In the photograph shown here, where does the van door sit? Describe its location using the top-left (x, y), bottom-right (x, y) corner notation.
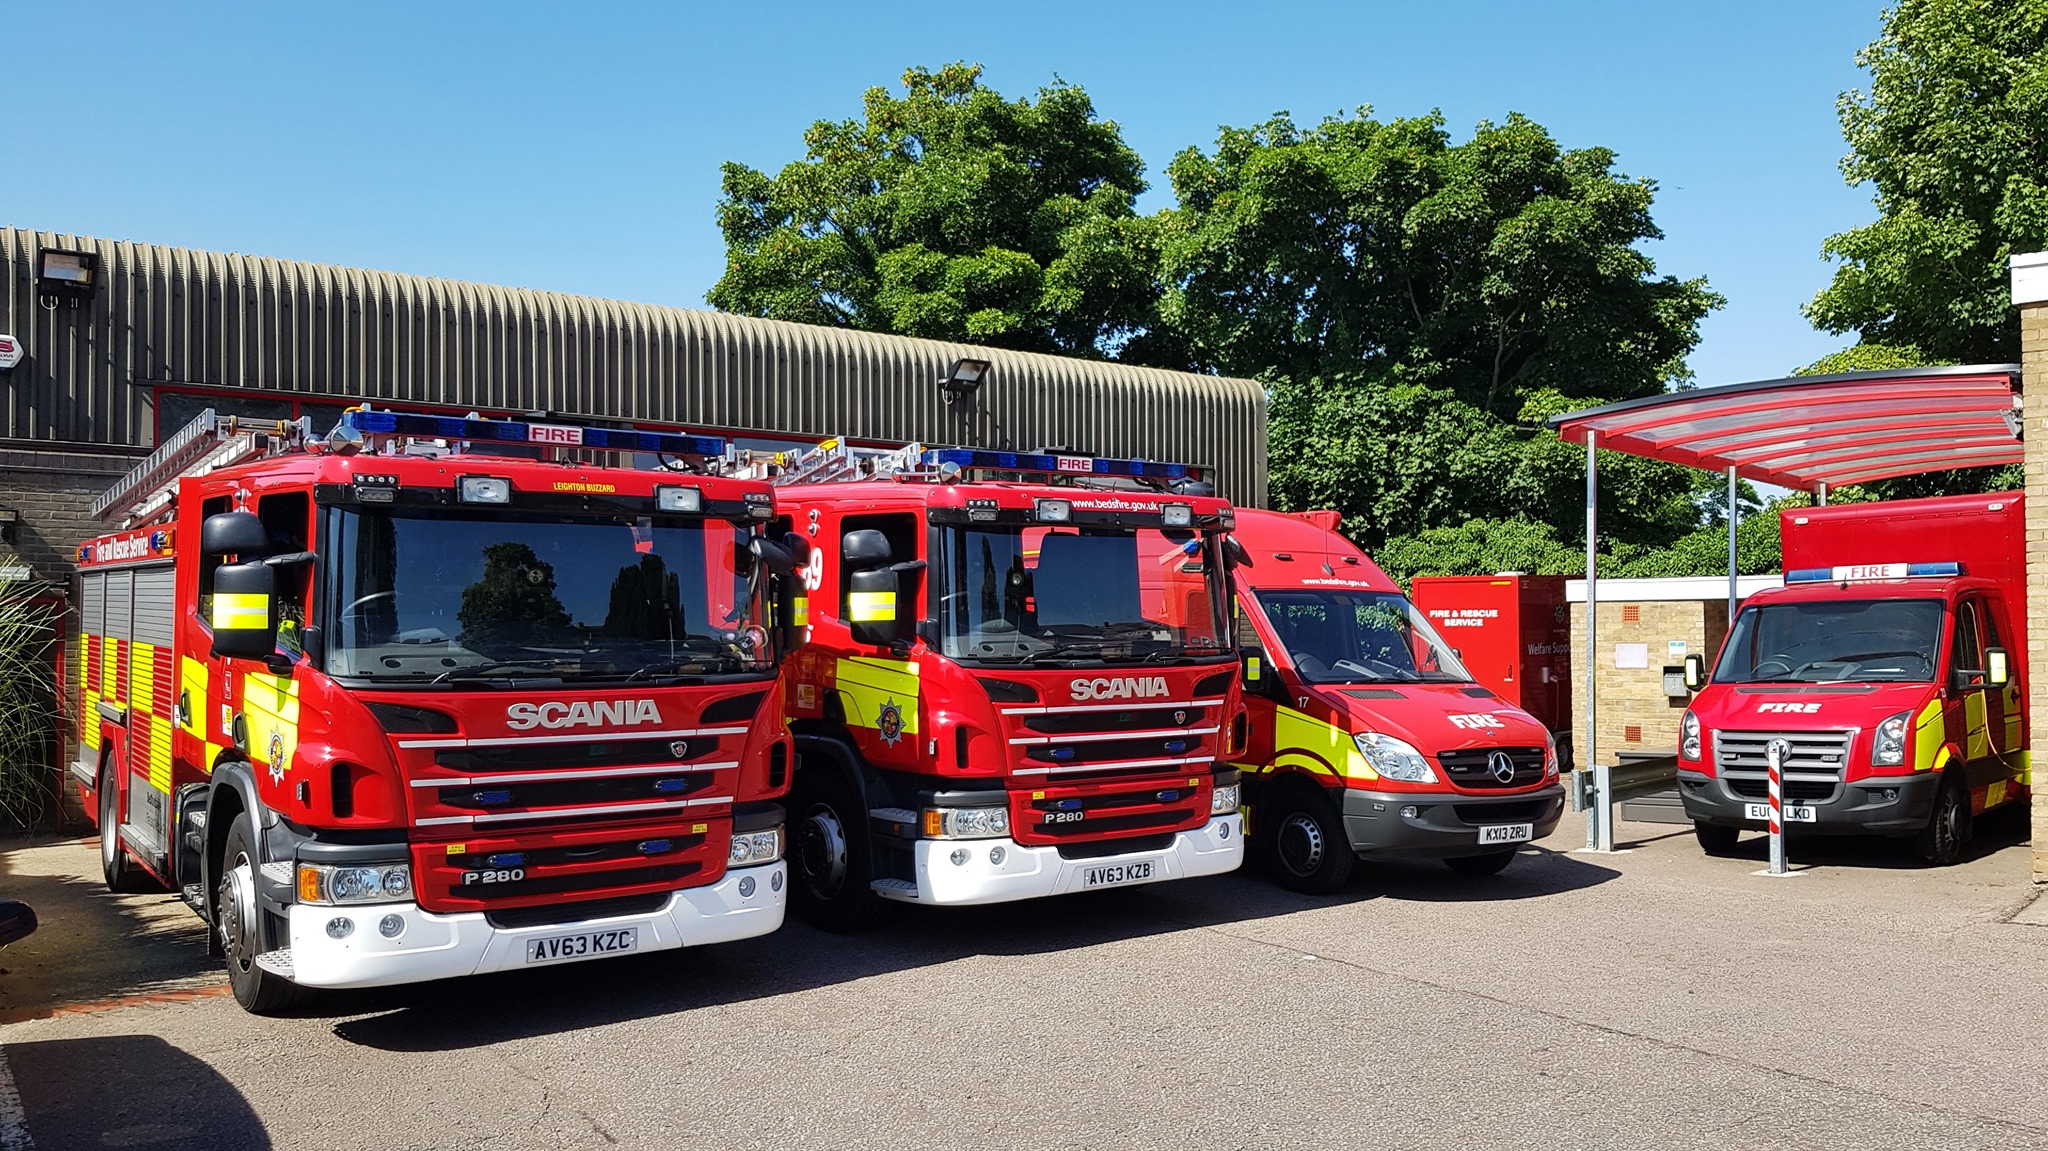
top-left (1977, 594), bottom-right (2025, 799)
top-left (1946, 597), bottom-right (2001, 809)
top-left (1233, 596), bottom-right (1281, 773)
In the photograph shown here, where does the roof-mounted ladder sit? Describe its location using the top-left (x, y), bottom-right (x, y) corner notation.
top-left (91, 409), bottom-right (312, 526)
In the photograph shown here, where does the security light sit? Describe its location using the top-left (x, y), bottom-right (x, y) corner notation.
top-left (35, 248), bottom-right (99, 304)
top-left (0, 335), bottom-right (21, 371)
top-left (940, 358), bottom-right (992, 406)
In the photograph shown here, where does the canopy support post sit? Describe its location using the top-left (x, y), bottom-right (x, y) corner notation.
top-left (1815, 481), bottom-right (1828, 507)
top-left (1586, 432), bottom-right (1610, 852)
top-left (1727, 466), bottom-right (1739, 624)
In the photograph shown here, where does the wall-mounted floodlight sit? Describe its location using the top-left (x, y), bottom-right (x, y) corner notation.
top-left (940, 358), bottom-right (992, 406)
top-left (0, 335), bottom-right (21, 371)
top-left (36, 248), bottom-right (100, 305)
top-left (0, 508), bottom-right (19, 545)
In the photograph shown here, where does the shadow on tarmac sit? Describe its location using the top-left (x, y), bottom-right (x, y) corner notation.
top-left (324, 840), bottom-right (1617, 1051)
top-left (1645, 802), bottom-right (2031, 871)
top-left (7, 1033), bottom-right (269, 1151)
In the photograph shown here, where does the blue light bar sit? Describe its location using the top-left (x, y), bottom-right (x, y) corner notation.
top-left (341, 409), bottom-right (728, 457)
top-left (1785, 562), bottom-right (1963, 583)
top-left (922, 447), bottom-right (1193, 481)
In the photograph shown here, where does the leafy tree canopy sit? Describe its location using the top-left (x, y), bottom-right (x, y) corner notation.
top-left (1805, 0), bottom-right (2048, 363)
top-left (1159, 109), bottom-right (1722, 414)
top-left (709, 63), bottom-right (1164, 359)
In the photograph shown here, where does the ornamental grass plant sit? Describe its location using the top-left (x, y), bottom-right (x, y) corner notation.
top-left (0, 580), bottom-right (61, 832)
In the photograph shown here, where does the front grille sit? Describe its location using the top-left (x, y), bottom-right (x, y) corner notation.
top-left (1033, 810), bottom-right (1187, 837)
top-left (485, 893), bottom-right (671, 930)
top-left (1436, 746), bottom-right (1547, 790)
top-left (1713, 730), bottom-right (1848, 804)
top-left (1024, 705), bottom-right (1213, 734)
top-left (1013, 776), bottom-right (1209, 846)
top-left (1452, 798), bottom-right (1554, 824)
top-left (1056, 834), bottom-right (1175, 860)
top-left (435, 737), bottom-right (719, 772)
top-left (1026, 736), bottom-right (1204, 765)
top-left (435, 772), bottom-right (717, 812)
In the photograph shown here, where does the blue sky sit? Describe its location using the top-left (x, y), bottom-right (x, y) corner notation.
top-left (10, 0), bottom-right (1882, 388)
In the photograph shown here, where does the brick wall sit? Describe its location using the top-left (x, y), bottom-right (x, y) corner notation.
top-left (1569, 598), bottom-right (1729, 768)
top-left (2022, 292), bottom-right (2048, 882)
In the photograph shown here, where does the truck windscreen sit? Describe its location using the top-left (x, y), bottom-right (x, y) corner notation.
top-left (1252, 589), bottom-right (1474, 685)
top-left (932, 525), bottom-right (1230, 664)
top-left (322, 508), bottom-right (772, 682)
top-left (1713, 598), bottom-right (1943, 684)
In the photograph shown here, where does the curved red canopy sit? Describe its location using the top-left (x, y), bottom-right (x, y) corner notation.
top-left (1546, 365), bottom-right (2022, 490)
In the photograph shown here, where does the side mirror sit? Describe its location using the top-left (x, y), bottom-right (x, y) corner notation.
top-left (0, 899), bottom-right (37, 947)
top-left (842, 529), bottom-right (893, 568)
top-left (847, 567), bottom-right (905, 648)
top-left (210, 561), bottom-right (281, 660)
top-left (750, 536), bottom-right (797, 578)
top-left (1683, 653), bottom-right (1707, 692)
top-left (1987, 647), bottom-right (2011, 689)
top-left (1223, 536), bottom-right (1252, 570)
top-left (201, 511), bottom-right (269, 556)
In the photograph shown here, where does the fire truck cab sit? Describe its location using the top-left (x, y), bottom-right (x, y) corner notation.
top-left (759, 441), bottom-right (1248, 928)
top-left (1679, 493), bottom-right (2028, 864)
top-left (75, 408), bottom-right (800, 1012)
top-left (1229, 509), bottom-right (1565, 892)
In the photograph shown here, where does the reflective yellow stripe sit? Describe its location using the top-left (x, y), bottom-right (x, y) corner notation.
top-left (1245, 656), bottom-right (1262, 682)
top-left (1272, 706), bottom-right (1373, 780)
top-left (180, 657), bottom-right (209, 738)
top-left (836, 656), bottom-right (920, 735)
top-left (846, 591), bottom-right (896, 622)
top-left (1912, 701), bottom-right (1945, 771)
top-left (211, 593), bottom-right (270, 630)
top-left (243, 672), bottom-right (301, 767)
top-left (793, 596), bottom-right (809, 626)
top-left (2018, 750), bottom-right (2032, 787)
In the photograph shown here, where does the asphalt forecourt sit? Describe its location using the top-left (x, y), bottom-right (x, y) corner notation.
top-left (3, 820), bottom-right (2046, 1151)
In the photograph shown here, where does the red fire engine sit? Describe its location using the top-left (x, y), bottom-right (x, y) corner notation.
top-left (73, 407), bottom-right (799, 1012)
top-left (1678, 493), bottom-right (2027, 863)
top-left (751, 440), bottom-right (1248, 927)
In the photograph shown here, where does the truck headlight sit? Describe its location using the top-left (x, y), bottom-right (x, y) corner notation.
top-left (656, 485), bottom-right (703, 514)
top-left (1543, 731), bottom-right (1561, 778)
top-left (1354, 732), bottom-right (1436, 784)
top-left (1872, 710), bottom-right (1913, 768)
top-left (457, 475), bottom-right (512, 504)
top-left (729, 826), bottom-right (784, 866)
top-left (1210, 782), bottom-right (1240, 814)
top-left (1680, 710), bottom-right (1701, 761)
top-left (922, 805), bottom-right (1011, 839)
top-left (297, 862), bottom-right (413, 906)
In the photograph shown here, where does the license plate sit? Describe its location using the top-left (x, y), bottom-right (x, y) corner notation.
top-left (1744, 802), bottom-right (1817, 823)
top-left (1477, 823), bottom-right (1533, 845)
top-left (1082, 860), bottom-right (1155, 888)
top-left (525, 926), bottom-right (639, 964)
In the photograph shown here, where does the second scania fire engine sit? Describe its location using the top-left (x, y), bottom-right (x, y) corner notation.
top-left (752, 440), bottom-right (1249, 928)
top-left (74, 407), bottom-right (800, 1012)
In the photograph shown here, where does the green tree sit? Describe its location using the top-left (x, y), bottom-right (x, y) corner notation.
top-left (710, 63), bottom-right (1167, 360)
top-left (1805, 0), bottom-right (2048, 363)
top-left (458, 543), bottom-right (570, 655)
top-left (1160, 110), bottom-right (1720, 566)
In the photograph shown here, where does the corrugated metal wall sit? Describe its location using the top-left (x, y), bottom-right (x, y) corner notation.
top-left (0, 229), bottom-right (1268, 505)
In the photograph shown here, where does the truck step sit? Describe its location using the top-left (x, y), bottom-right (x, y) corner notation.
top-left (258, 861), bottom-right (294, 887)
top-left (869, 807), bottom-right (918, 823)
top-left (185, 809), bottom-right (207, 831)
top-left (180, 883), bottom-right (206, 913)
top-left (252, 949), bottom-right (294, 978)
top-left (870, 877), bottom-right (921, 901)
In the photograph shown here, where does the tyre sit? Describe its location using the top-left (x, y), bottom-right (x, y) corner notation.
top-left (1914, 773), bottom-right (1971, 866)
top-left (99, 756), bottom-right (157, 894)
top-left (217, 814), bottom-right (307, 1014)
top-left (1262, 788), bottom-right (1355, 895)
top-left (788, 767), bottom-right (891, 931)
top-left (1694, 821), bottom-right (1742, 857)
top-left (1443, 849), bottom-right (1515, 877)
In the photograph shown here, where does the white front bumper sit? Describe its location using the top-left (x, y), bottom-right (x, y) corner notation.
top-left (286, 861), bottom-right (785, 990)
top-left (901, 814), bottom-right (1243, 906)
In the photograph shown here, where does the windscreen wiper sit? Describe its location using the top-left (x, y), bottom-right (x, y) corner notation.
top-left (432, 656), bottom-right (584, 684)
top-left (1018, 644), bottom-right (1104, 664)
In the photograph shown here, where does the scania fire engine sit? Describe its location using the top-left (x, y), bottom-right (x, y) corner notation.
top-left (750, 440), bottom-right (1248, 928)
top-left (74, 407), bottom-right (799, 1012)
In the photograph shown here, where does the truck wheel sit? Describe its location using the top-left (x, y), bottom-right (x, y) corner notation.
top-left (1693, 822), bottom-right (1741, 857)
top-left (99, 757), bottom-right (156, 894)
top-left (1443, 850), bottom-right (1515, 877)
top-left (217, 815), bottom-right (306, 1014)
top-left (1264, 790), bottom-right (1355, 895)
top-left (1914, 774), bottom-right (1970, 866)
top-left (789, 769), bottom-right (890, 931)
